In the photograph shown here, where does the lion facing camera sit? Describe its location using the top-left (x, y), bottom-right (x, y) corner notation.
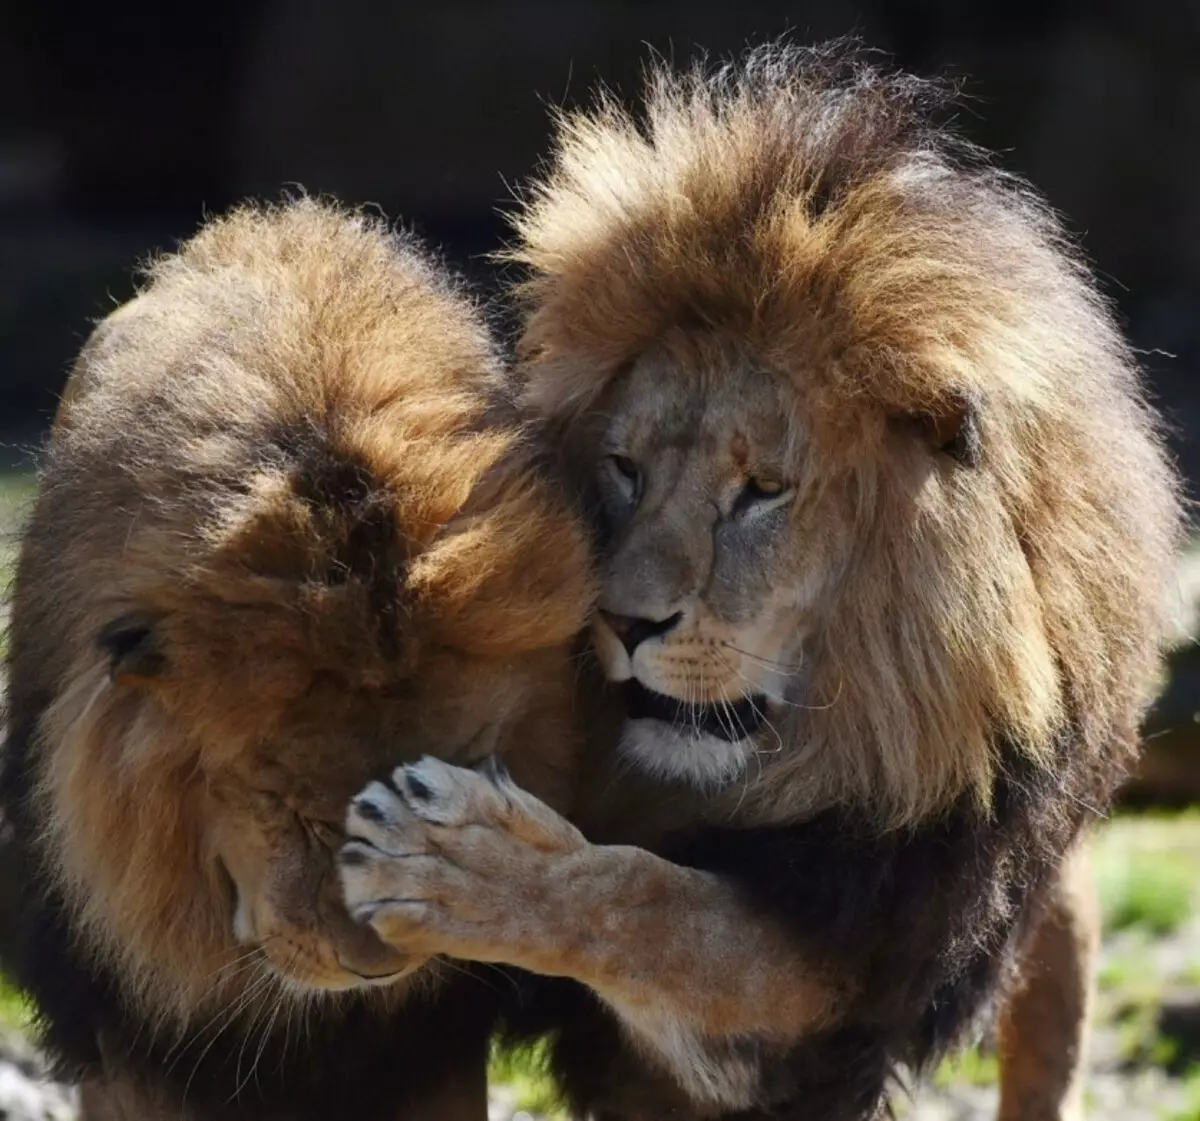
top-left (0, 198), bottom-right (592, 1120)
top-left (337, 42), bottom-right (1184, 1121)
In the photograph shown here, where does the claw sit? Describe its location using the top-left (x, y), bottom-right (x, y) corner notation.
top-left (401, 767), bottom-right (434, 803)
top-left (476, 754), bottom-right (510, 787)
top-left (353, 797), bottom-right (387, 823)
top-left (338, 844), bottom-right (371, 868)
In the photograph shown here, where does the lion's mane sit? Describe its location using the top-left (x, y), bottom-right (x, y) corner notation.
top-left (510, 41), bottom-right (1181, 828)
top-left (501, 41), bottom-right (1184, 1118)
top-left (1, 198), bottom-right (591, 1118)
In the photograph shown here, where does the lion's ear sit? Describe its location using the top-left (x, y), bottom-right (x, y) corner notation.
top-left (899, 393), bottom-right (981, 468)
top-left (97, 613), bottom-right (166, 686)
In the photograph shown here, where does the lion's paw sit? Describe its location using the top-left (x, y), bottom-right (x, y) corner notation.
top-left (339, 757), bottom-right (583, 962)
top-left (393, 755), bottom-right (512, 827)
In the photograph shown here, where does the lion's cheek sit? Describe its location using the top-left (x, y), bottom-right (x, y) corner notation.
top-left (212, 811), bottom-right (415, 991)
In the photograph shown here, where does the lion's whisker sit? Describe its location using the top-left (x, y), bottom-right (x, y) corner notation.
top-left (438, 955), bottom-right (521, 999)
top-left (203, 946), bottom-right (270, 987)
top-left (178, 962), bottom-right (279, 1100)
top-left (716, 678), bottom-right (757, 817)
top-left (719, 641), bottom-right (803, 675)
top-left (229, 965), bottom-right (286, 1104)
top-left (244, 977), bottom-right (286, 1097)
top-left (164, 970), bottom-right (255, 1069)
top-left (712, 675), bottom-right (743, 746)
top-left (722, 665), bottom-right (787, 758)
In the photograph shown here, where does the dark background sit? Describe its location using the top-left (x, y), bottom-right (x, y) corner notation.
top-left (2, 0), bottom-right (1198, 494)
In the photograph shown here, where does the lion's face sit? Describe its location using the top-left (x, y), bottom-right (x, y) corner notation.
top-left (510, 45), bottom-right (1183, 830)
top-left (183, 643), bottom-right (563, 993)
top-left (206, 754), bottom-right (409, 992)
top-left (588, 344), bottom-right (847, 787)
top-left (35, 459), bottom-right (588, 1016)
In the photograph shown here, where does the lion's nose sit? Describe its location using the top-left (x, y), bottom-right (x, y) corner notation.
top-left (599, 610), bottom-right (682, 657)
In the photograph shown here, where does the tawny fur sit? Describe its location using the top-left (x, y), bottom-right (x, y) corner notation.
top-left (507, 42), bottom-right (1182, 829)
top-left (1, 198), bottom-right (593, 1113)
top-left (338, 41), bottom-right (1187, 1121)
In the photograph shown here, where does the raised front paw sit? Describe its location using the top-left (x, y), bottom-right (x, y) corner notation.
top-left (339, 756), bottom-right (585, 963)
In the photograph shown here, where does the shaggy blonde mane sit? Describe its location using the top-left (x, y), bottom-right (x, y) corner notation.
top-left (508, 42), bottom-right (1183, 827)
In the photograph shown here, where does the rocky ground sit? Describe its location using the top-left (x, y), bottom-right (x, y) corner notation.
top-left (0, 1027), bottom-right (76, 1121)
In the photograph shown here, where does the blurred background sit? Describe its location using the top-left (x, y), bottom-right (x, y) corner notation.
top-left (0, 2), bottom-right (1198, 1119)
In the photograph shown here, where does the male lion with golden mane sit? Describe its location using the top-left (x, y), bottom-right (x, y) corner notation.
top-left (339, 43), bottom-right (1184, 1121)
top-left (0, 198), bottom-right (592, 1120)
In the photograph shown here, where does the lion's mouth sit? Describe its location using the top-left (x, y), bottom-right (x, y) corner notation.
top-left (622, 680), bottom-right (767, 742)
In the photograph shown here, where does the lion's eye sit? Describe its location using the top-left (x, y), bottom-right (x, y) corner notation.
top-left (745, 477), bottom-right (783, 499)
top-left (611, 455), bottom-right (638, 481)
top-left (605, 454), bottom-right (642, 498)
top-left (733, 476), bottom-right (790, 516)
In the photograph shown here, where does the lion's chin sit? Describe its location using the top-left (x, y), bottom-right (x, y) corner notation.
top-left (617, 705), bottom-right (755, 790)
top-left (264, 955), bottom-right (417, 994)
top-left (252, 928), bottom-right (419, 994)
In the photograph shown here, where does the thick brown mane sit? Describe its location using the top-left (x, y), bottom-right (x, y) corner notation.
top-left (2, 194), bottom-right (592, 1085)
top-left (508, 41), bottom-right (1183, 827)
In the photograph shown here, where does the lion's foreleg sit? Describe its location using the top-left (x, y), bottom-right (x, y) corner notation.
top-left (996, 838), bottom-right (1098, 1121)
top-left (339, 757), bottom-right (839, 1109)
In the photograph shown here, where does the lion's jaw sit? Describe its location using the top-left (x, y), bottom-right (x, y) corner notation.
top-left (206, 757), bottom-right (417, 994)
top-left (39, 639), bottom-right (575, 1022)
top-left (202, 658), bottom-right (553, 996)
top-left (588, 348), bottom-right (833, 789)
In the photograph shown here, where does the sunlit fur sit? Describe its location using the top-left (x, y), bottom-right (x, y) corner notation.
top-left (4, 199), bottom-right (593, 1046)
top-left (508, 42), bottom-right (1183, 831)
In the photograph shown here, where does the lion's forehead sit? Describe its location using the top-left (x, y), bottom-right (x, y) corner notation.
top-left (607, 352), bottom-right (796, 469)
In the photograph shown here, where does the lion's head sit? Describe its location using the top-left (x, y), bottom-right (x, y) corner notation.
top-left (508, 44), bottom-right (1182, 827)
top-left (4, 199), bottom-right (592, 1028)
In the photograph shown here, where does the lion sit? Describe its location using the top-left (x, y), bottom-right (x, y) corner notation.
top-left (0, 197), bottom-right (593, 1120)
top-left (338, 42), bottom-right (1184, 1121)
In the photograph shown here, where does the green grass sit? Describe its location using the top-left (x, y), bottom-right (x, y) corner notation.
top-left (932, 1044), bottom-right (999, 1089)
top-left (1100, 855), bottom-right (1196, 936)
top-left (488, 1040), bottom-right (565, 1118)
top-left (1094, 813), bottom-right (1200, 937)
top-left (1086, 814), bottom-right (1200, 1079)
top-left (1161, 1065), bottom-right (1200, 1121)
top-left (925, 813), bottom-right (1200, 1098)
top-left (1098, 936), bottom-right (1162, 995)
top-left (0, 469), bottom-right (34, 654)
top-left (0, 469), bottom-right (36, 561)
top-left (0, 974), bottom-right (32, 1032)
top-left (0, 466), bottom-right (33, 535)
